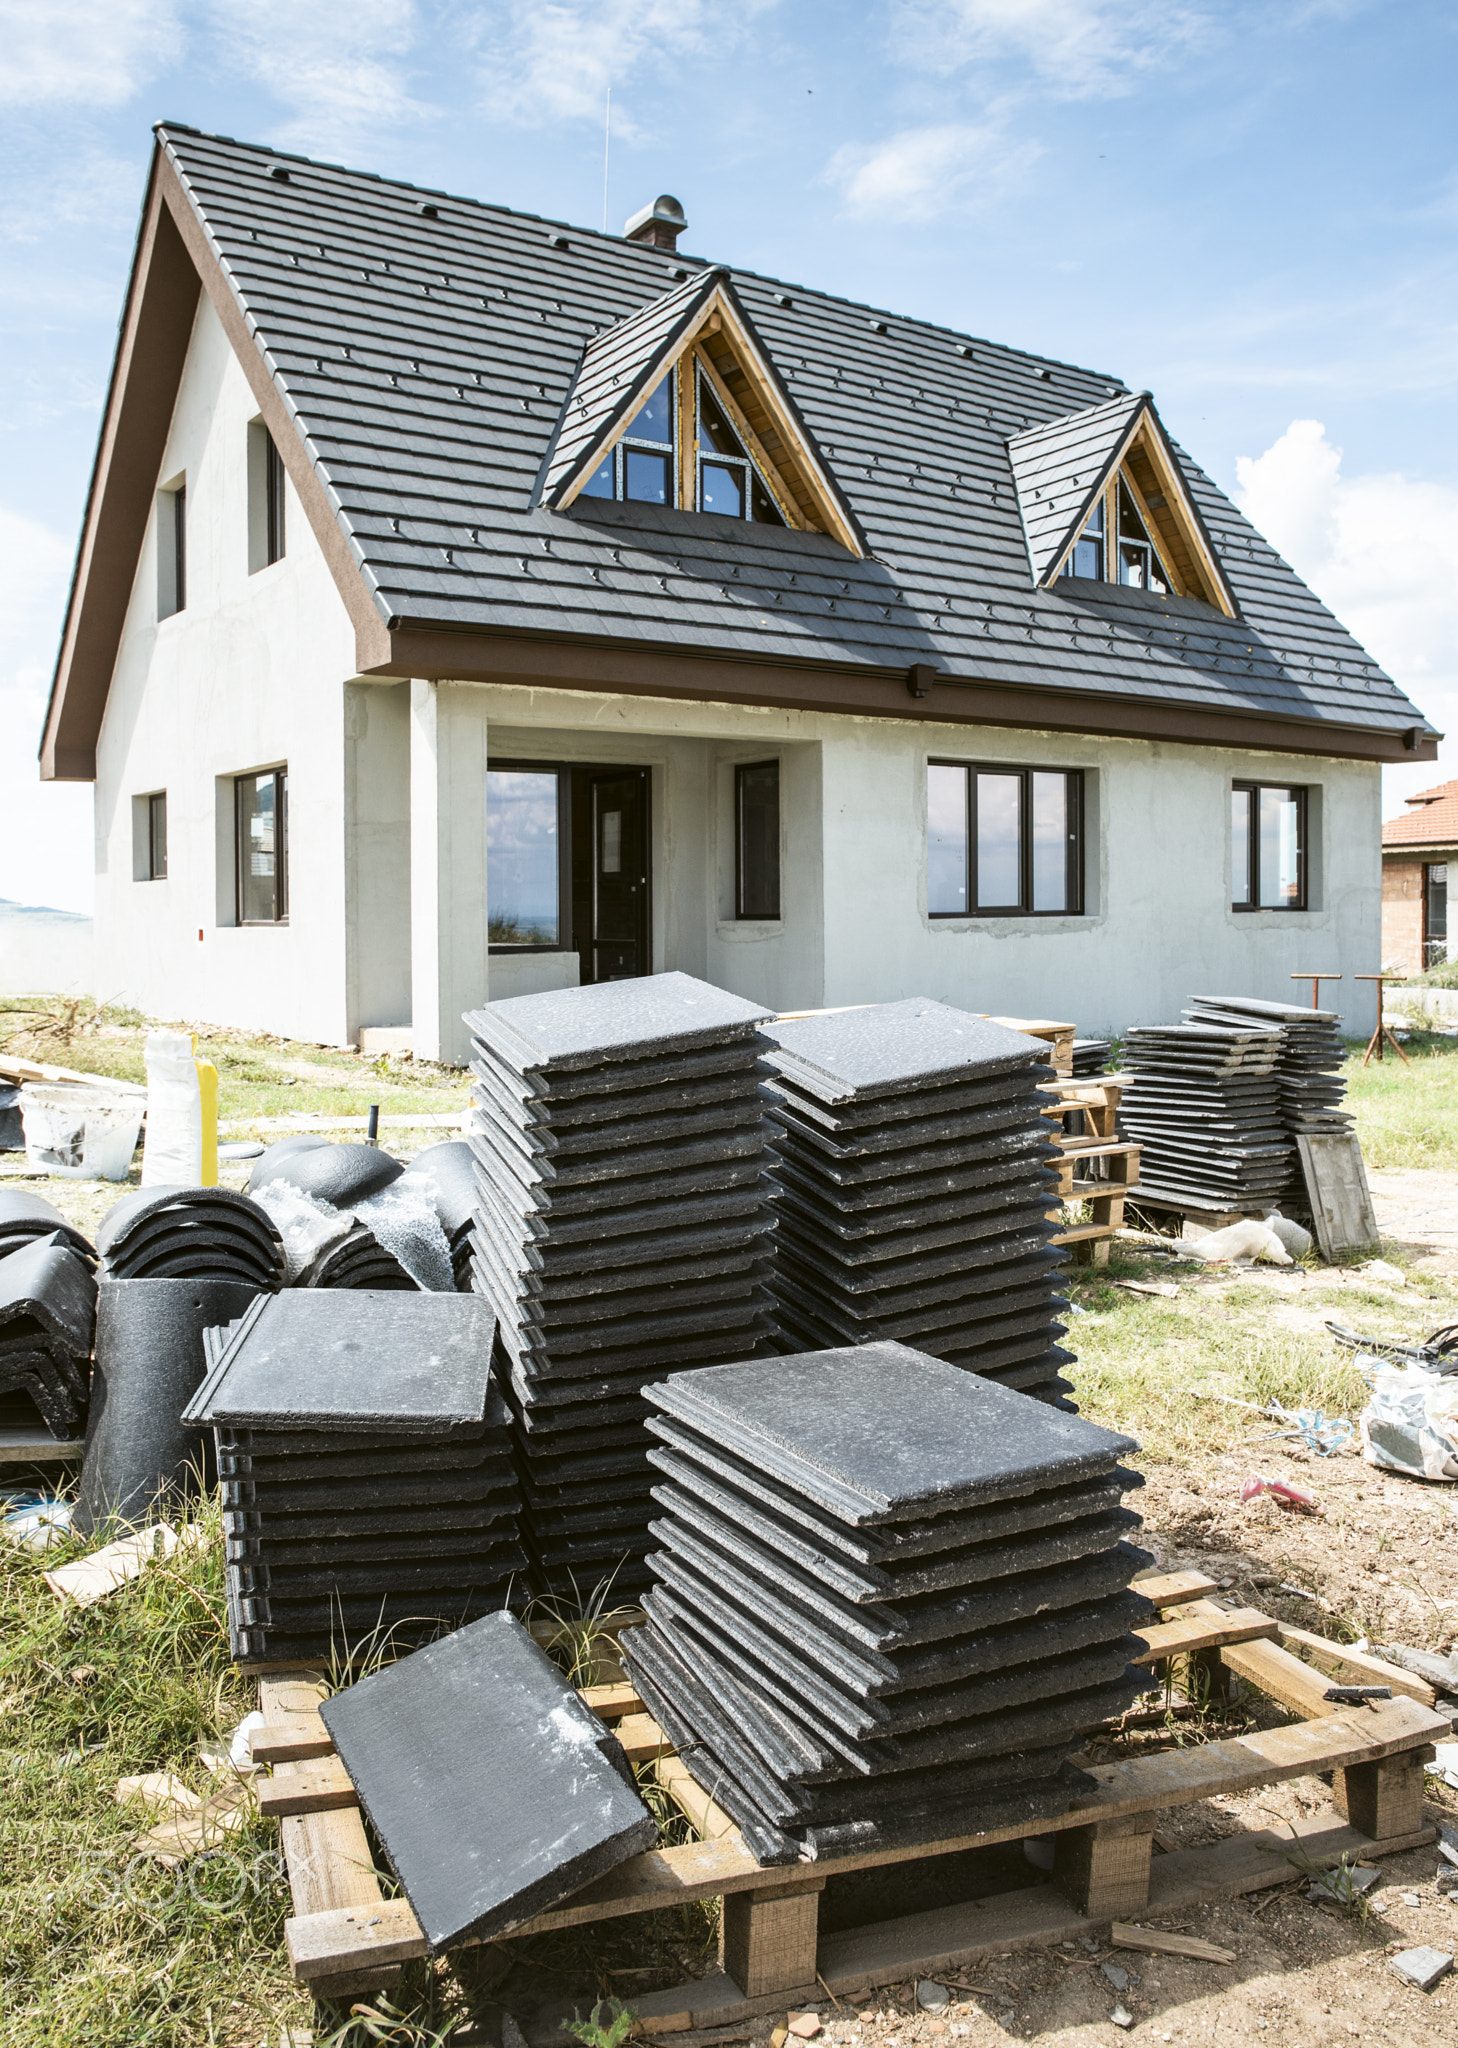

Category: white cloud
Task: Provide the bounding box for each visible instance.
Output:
[1234,419,1457,807]
[893,0,1214,99]
[0,0,179,108]
[475,0,774,141]
[0,506,94,914]
[206,0,428,150]
[825,118,1040,222]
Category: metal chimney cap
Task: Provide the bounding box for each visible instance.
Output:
[624,194,689,248]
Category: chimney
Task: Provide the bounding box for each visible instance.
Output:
[624,194,688,251]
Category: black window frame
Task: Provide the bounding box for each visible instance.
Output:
[486,760,572,953]
[1231,780,1308,912]
[581,368,679,508]
[734,760,781,920]
[927,762,1085,919]
[235,767,289,925]
[147,791,167,881]
[265,433,286,565]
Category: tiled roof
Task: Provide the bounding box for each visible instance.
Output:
[1006,393,1144,584]
[1383,779,1458,849]
[156,123,1434,741]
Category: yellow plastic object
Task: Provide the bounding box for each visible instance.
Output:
[195,1059,219,1186]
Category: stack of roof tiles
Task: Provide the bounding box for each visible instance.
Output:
[97,1188,286,1290]
[0,1236,96,1443]
[1118,1018,1291,1212]
[622,1343,1152,1863]
[759,1001,1073,1406]
[463,973,776,1601]
[1187,996,1351,1205]
[0,1192,97,1270]
[184,1290,521,1665]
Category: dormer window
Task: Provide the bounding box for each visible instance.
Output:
[578,363,785,523]
[581,372,676,504]
[1069,497,1103,581]
[1063,473,1168,593]
[1116,479,1167,592]
[697,374,782,523]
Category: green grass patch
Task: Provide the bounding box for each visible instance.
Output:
[1343,1028,1458,1170]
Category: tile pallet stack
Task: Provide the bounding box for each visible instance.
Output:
[623,1342,1152,1863]
[184,1290,522,1665]
[1187,995,1351,1211]
[760,1000,1074,1405]
[464,972,777,1602]
[1118,1019,1291,1214]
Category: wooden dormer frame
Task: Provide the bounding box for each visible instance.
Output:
[552,280,863,556]
[1045,405,1237,618]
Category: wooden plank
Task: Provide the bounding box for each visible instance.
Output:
[0,1429,84,1464]
[1133,1608,1279,1665]
[1297,1133,1379,1261]
[720,1880,825,1998]
[581,1680,643,1721]
[45,1522,190,1606]
[614,1712,673,1762]
[1219,1634,1348,1718]
[654,1753,740,1841]
[1132,1569,1220,1607]
[1275,1625,1436,1707]
[288,1896,425,1980]
[1110,1924,1235,1963]
[258,1756,357,1818]
[255,1672,334,1762]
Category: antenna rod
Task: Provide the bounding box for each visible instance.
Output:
[602,87,611,232]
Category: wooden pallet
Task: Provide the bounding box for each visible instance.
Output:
[0,1428,84,1465]
[1042,1079,1141,1267]
[260,1571,1444,2022]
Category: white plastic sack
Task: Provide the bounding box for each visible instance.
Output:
[249,1180,354,1282]
[1360,1365,1458,1482]
[1264,1211,1314,1259]
[141,1030,207,1185]
[1186,1220,1293,1266]
[355,1170,455,1293]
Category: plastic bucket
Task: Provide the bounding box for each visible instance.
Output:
[20,1084,146,1181]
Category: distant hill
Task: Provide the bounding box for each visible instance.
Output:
[0,899,95,997]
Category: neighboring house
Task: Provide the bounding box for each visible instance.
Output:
[1382,778,1456,975]
[41,125,1438,1064]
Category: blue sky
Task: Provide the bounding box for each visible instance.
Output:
[3,0,1456,912]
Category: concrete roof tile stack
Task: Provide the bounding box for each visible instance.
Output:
[622,1344,1152,1862]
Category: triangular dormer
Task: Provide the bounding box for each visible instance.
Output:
[540,270,864,555]
[1007,392,1237,616]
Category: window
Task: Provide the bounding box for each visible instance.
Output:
[928,764,1083,917]
[1424,862,1448,967]
[579,360,785,524]
[1231,782,1306,910]
[132,792,167,880]
[248,421,286,571]
[157,480,186,618]
[735,761,781,919]
[1062,470,1169,594]
[487,768,564,945]
[236,769,288,924]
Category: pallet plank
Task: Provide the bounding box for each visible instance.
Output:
[1133,1608,1278,1665]
[255,1673,334,1764]
[1275,1625,1436,1708]
[614,1712,673,1761]
[1131,1570,1220,1608]
[1218,1635,1347,1718]
[259,1756,358,1818]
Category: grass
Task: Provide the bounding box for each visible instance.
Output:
[0,997,468,1128]
[1344,1026,1458,1169]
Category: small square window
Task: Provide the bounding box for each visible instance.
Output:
[624,448,670,504]
[701,461,746,519]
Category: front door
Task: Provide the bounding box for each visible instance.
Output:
[573,768,650,982]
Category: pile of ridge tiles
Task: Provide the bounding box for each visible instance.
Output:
[622,1342,1151,1863]
[1187,995,1351,1206]
[298,1226,416,1291]
[0,1191,97,1269]
[410,1141,480,1291]
[184,1290,522,1664]
[759,1000,1073,1406]
[1118,1016,1291,1213]
[97,1188,286,1291]
[0,1235,96,1442]
[464,972,776,1601]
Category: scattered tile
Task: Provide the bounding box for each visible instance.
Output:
[1389,1947,1454,1992]
[916,1983,950,2012]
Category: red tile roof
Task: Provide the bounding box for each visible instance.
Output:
[1383,777,1458,849]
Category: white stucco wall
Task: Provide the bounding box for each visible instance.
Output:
[414,677,1383,1063]
[92,296,361,1044]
